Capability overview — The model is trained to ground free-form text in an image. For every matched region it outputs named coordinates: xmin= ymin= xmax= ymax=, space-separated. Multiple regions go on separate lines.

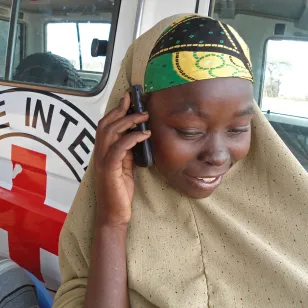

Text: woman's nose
xmin=198 ymin=135 xmax=230 ymax=167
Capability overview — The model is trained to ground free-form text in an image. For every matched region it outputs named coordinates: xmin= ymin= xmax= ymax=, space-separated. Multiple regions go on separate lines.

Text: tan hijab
xmin=53 ymin=15 xmax=308 ymax=308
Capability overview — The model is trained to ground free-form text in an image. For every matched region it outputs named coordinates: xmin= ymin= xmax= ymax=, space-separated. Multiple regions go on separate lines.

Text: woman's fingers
xmin=105 ymin=130 xmax=151 ymax=170
xmin=105 ymin=112 xmax=149 ymax=135
xmin=98 ymin=92 xmax=130 ymax=129
xmin=121 ymin=91 xmax=131 ymax=110
xmin=96 ymin=112 xmax=149 ymax=159
xmin=95 ymin=90 xmax=150 ymax=174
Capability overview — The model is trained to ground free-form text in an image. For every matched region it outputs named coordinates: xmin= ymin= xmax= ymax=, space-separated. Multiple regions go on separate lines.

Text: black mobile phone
xmin=128 ymin=85 xmax=153 ymax=168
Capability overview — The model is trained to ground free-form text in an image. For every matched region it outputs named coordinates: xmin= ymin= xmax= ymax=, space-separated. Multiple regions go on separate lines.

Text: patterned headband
xmin=144 ymin=15 xmax=254 ymax=93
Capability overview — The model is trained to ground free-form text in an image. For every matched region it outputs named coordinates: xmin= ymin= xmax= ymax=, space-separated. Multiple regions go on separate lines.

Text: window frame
xmin=259 ymin=36 xmax=308 ymax=120
xmin=0 ymin=0 xmax=121 ymax=97
xmin=44 ymin=20 xmax=111 ymax=75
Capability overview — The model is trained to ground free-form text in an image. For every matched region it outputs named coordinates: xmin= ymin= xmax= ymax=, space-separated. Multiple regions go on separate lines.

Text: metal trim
xmin=195 ymin=0 xmax=200 ymax=13
xmin=76 ymin=23 xmax=83 ymax=70
xmin=4 ymin=0 xmax=21 ymax=80
xmin=133 ymin=0 xmax=145 ymax=40
xmin=197 ymin=0 xmax=212 ymax=16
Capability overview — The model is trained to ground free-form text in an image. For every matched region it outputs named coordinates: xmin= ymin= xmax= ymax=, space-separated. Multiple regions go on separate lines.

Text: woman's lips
xmin=196 ymin=177 xmax=217 ymax=183
xmin=184 ymin=174 xmax=223 ymax=191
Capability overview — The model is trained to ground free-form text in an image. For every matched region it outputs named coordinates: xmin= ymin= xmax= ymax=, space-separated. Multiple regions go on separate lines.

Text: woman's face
xmin=147 ymin=78 xmax=255 ymax=199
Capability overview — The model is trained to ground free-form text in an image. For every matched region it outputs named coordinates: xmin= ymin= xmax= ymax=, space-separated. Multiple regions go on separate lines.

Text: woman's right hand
xmin=94 ymin=92 xmax=151 ymax=227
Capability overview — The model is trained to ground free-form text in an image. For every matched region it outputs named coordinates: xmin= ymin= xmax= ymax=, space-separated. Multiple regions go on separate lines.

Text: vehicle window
xmin=0 ymin=19 xmax=23 ymax=79
xmin=211 ymin=0 xmax=308 ymax=171
xmin=2 ymin=0 xmax=119 ymax=93
xmin=46 ymin=22 xmax=111 ymax=73
xmin=262 ymin=39 xmax=308 ymax=118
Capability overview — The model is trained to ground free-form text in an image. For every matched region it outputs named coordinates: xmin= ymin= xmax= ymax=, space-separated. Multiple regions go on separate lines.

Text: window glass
xmin=3 ymin=0 xmax=118 ymax=92
xmin=79 ymin=23 xmax=111 ymax=72
xmin=0 ymin=20 xmax=9 ymax=79
xmin=212 ymin=0 xmax=308 ymax=171
xmin=0 ymin=20 xmax=22 ymax=79
xmin=46 ymin=23 xmax=80 ymax=71
xmin=46 ymin=22 xmax=111 ymax=73
xmin=262 ymin=39 xmax=308 ymax=118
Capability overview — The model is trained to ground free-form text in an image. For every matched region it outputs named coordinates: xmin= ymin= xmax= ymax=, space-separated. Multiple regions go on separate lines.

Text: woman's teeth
xmin=197 ymin=177 xmax=217 ymax=183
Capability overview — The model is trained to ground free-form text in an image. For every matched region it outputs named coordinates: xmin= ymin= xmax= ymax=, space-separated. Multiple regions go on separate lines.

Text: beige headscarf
xmin=53 ymin=15 xmax=308 ymax=308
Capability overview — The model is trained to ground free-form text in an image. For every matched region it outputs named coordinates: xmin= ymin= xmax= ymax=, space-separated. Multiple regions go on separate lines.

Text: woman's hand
xmin=94 ymin=92 xmax=150 ymax=227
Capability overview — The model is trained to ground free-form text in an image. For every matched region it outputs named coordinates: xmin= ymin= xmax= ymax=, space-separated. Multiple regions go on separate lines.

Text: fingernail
xmin=142 ymin=130 xmax=151 ymax=135
xmin=141 ymin=111 xmax=148 ymax=115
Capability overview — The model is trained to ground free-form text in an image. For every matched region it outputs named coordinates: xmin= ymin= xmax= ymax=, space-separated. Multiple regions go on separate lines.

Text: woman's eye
xmin=227 ymin=127 xmax=250 ymax=136
xmin=175 ymin=129 xmax=204 ymax=138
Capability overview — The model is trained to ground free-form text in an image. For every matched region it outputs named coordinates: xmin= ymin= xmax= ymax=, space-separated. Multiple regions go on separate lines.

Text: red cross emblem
xmin=0 ymin=145 xmax=67 ymax=281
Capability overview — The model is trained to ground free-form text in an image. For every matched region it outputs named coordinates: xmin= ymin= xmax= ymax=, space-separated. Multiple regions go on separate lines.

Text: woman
xmin=53 ymin=15 xmax=308 ymax=308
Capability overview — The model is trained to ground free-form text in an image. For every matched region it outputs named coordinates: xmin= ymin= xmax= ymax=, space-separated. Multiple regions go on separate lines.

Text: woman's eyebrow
xmin=233 ymin=105 xmax=255 ymax=117
xmin=167 ymin=103 xmax=209 ymax=117
xmin=168 ymin=104 xmax=255 ymax=118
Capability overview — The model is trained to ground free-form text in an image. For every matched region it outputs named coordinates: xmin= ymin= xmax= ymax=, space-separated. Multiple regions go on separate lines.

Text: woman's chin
xmin=184 ymin=189 xmax=215 ymax=199
xmin=173 ymin=182 xmax=218 ymax=199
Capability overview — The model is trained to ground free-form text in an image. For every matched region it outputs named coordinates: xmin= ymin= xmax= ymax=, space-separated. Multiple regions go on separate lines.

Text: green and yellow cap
xmin=144 ymin=15 xmax=253 ymax=93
